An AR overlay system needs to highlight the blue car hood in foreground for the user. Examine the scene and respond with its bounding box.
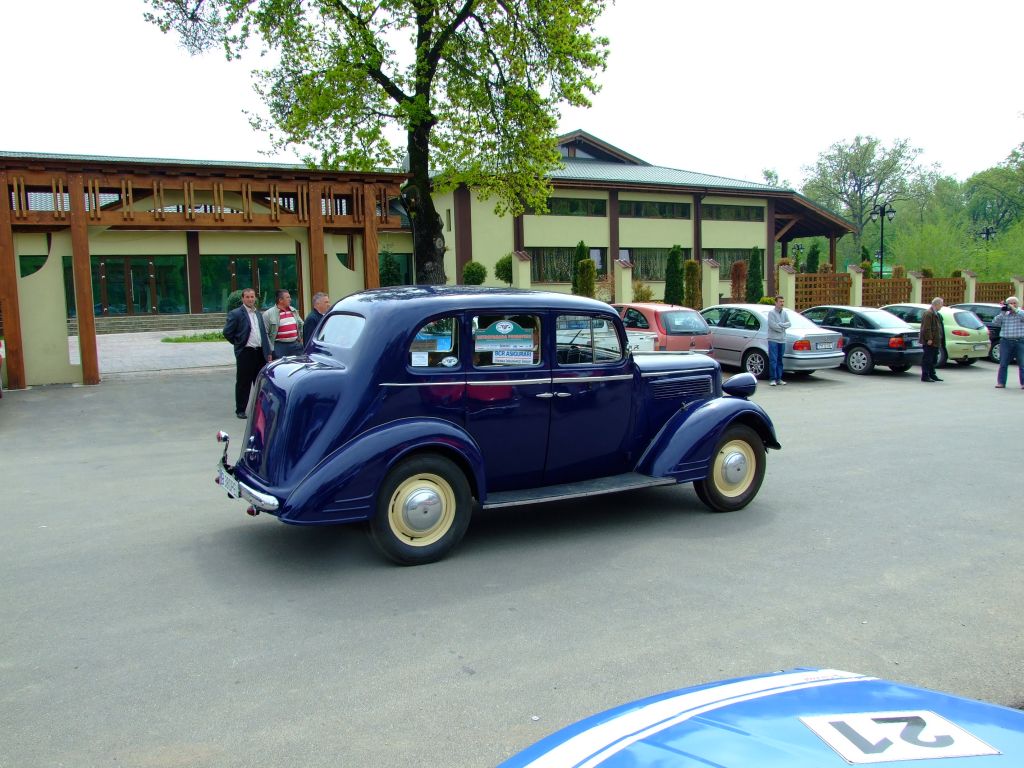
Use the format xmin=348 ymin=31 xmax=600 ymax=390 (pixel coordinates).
xmin=498 ymin=668 xmax=1024 ymax=767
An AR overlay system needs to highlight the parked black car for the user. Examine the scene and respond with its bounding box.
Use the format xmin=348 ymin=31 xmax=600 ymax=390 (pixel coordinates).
xmin=800 ymin=305 xmax=923 ymax=374
xmin=952 ymin=302 xmax=1003 ymax=362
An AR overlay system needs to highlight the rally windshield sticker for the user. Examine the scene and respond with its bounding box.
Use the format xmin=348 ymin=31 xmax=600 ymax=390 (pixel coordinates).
xmin=474 ymin=320 xmax=534 ymax=352
xmin=800 ymin=710 xmax=1001 ymax=763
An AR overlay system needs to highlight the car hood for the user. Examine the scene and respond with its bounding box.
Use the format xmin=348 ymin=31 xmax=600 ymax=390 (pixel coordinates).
xmin=498 ymin=668 xmax=1024 ymax=767
xmin=632 ymin=352 xmax=719 ymax=376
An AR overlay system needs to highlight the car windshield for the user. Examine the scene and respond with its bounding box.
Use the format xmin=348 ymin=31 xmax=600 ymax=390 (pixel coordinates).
xmin=952 ymin=310 xmax=985 ymax=330
xmin=317 ymin=313 xmax=366 ymax=347
xmin=661 ymin=310 xmax=708 ymax=335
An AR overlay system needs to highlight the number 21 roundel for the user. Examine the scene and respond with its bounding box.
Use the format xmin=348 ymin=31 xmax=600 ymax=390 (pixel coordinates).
xmin=801 ymin=710 xmax=1000 ymax=763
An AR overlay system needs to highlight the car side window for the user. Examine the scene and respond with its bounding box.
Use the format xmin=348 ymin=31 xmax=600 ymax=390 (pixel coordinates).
xmin=556 ymin=314 xmax=624 ymax=365
xmin=472 ymin=314 xmax=541 ymax=367
xmin=834 ymin=309 xmax=855 ymax=327
xmin=803 ymin=308 xmax=826 ymax=323
xmin=725 ymin=310 xmax=757 ymax=330
xmin=622 ymin=308 xmax=649 ymax=329
xmin=409 ymin=316 xmax=460 ymax=368
xmin=701 ymin=308 xmax=724 ymax=326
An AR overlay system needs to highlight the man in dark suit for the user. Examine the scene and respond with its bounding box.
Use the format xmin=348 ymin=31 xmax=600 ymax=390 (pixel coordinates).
xmin=303 ymin=291 xmax=331 ymax=346
xmin=223 ymin=288 xmax=272 ymax=418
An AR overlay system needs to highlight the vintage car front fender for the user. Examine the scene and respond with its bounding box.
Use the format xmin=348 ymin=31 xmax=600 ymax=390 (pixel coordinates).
xmin=635 ymin=397 xmax=780 ymax=482
xmin=277 ymin=418 xmax=487 ymax=525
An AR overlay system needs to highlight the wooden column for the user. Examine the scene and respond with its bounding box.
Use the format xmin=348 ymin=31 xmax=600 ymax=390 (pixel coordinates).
xmin=308 ymin=182 xmax=327 ymax=294
xmin=692 ymin=195 xmax=703 ymax=261
xmin=68 ymin=174 xmax=100 ymax=385
xmin=766 ymin=198 xmax=777 ymax=295
xmin=608 ymin=189 xmax=619 ymax=270
xmin=186 ymin=231 xmax=202 ymax=313
xmin=362 ymin=183 xmax=380 ymax=289
xmin=829 ymin=235 xmax=837 ymax=269
xmin=454 ymin=185 xmax=472 ymax=283
xmin=0 ymin=171 xmax=26 ymax=389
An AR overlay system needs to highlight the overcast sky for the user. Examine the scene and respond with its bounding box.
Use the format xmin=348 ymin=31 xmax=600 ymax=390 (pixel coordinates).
xmin=4 ymin=0 xmax=1021 ymax=188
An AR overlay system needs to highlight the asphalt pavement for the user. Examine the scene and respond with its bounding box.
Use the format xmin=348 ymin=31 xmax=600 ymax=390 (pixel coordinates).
xmin=1 ymin=356 xmax=1022 ymax=768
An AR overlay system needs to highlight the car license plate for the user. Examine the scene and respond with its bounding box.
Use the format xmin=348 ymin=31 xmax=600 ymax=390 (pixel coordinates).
xmin=907 ymin=340 xmax=918 ymax=347
xmin=973 ymin=344 xmax=988 ymax=351
xmin=218 ymin=464 xmax=240 ymax=498
xmin=816 ymin=342 xmax=834 ymax=350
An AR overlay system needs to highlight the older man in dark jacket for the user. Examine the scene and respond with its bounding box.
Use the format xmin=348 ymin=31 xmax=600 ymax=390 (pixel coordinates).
xmin=223 ymin=288 xmax=272 ymax=417
xmin=919 ymin=297 xmax=945 ymax=383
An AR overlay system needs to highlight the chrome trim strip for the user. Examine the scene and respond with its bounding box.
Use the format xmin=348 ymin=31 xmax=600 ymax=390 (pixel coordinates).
xmin=640 ymin=370 xmax=707 ymax=378
xmin=551 ymin=374 xmax=634 ymax=383
xmin=380 ymin=381 xmax=465 ymax=387
xmin=466 ymin=378 xmax=552 ymax=386
xmin=239 ymin=482 xmax=280 ymax=512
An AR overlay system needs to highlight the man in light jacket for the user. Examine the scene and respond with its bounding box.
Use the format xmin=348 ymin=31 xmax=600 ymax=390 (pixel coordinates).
xmin=766 ymin=295 xmax=791 ymax=386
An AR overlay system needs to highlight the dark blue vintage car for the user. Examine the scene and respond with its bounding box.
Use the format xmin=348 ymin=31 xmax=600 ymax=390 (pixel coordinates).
xmin=216 ymin=287 xmax=780 ymax=564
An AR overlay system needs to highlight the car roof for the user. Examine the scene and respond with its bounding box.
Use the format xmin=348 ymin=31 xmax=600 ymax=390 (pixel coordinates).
xmin=953 ymin=302 xmax=1002 ymax=308
xmin=336 ymin=285 xmax=617 ymax=317
xmin=704 ymin=303 xmax=772 ymax=312
xmin=617 ymin=302 xmax=697 ymax=312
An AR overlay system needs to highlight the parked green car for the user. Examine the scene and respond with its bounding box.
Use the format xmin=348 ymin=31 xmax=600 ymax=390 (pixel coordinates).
xmin=881 ymin=303 xmax=990 ymax=366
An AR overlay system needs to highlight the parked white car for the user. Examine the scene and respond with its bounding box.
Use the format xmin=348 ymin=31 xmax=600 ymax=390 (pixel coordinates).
xmin=700 ymin=303 xmax=844 ymax=379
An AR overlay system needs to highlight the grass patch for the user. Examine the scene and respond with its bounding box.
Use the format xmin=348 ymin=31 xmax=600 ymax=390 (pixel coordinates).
xmin=161 ymin=332 xmax=225 ymax=343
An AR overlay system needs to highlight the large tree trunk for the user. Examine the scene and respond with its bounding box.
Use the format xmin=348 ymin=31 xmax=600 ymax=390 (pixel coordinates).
xmin=404 ymin=121 xmax=446 ymax=285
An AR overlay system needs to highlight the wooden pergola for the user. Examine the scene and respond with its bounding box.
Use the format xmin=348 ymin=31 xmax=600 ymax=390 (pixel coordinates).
xmin=0 ymin=154 xmax=408 ymax=389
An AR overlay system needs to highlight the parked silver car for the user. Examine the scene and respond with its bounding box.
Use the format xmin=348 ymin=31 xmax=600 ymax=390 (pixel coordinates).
xmin=700 ymin=303 xmax=844 ymax=379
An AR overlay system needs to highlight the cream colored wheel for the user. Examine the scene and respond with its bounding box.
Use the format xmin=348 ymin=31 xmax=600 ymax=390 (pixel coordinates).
xmin=694 ymin=425 xmax=765 ymax=512
xmin=371 ymin=455 xmax=471 ymax=565
xmin=386 ymin=472 xmax=457 ymax=547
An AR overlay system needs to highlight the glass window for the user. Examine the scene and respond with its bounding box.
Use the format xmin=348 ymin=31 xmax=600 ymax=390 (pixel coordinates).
xmin=555 ymin=314 xmax=624 ymax=365
xmin=702 ymin=204 xmax=765 ymax=222
xmin=201 ymin=255 xmax=234 ymax=313
xmin=472 ymin=314 xmax=541 ymax=367
xmin=701 ymin=308 xmax=725 ymax=326
xmin=952 ymin=311 xmax=985 ymax=330
xmin=802 ymin=307 xmax=827 ymax=323
xmin=318 ymin=314 xmax=365 ymax=348
xmin=622 ymin=308 xmax=649 ymax=329
xmin=619 ymin=200 xmax=691 ymax=219
xmin=705 ymin=248 xmax=764 ymax=279
xmin=626 ymin=247 xmax=692 ymax=281
xmin=661 ymin=310 xmax=708 ymax=335
xmin=19 ymin=255 xmax=47 ymax=278
xmin=410 ymin=316 xmax=461 ymax=368
xmin=534 ymin=197 xmax=607 ymax=217
xmin=528 ymin=247 xmax=608 ymax=282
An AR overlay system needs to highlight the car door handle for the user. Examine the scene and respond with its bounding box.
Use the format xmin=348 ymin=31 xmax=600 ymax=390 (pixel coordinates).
xmin=555 ymin=392 xmax=572 ymax=398
xmin=535 ymin=392 xmax=554 ymax=399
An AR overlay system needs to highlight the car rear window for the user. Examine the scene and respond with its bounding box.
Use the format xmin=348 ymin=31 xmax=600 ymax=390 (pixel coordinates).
xmin=317 ymin=314 xmax=365 ymax=348
xmin=661 ymin=310 xmax=709 ymax=335
xmin=952 ymin=311 xmax=985 ymax=330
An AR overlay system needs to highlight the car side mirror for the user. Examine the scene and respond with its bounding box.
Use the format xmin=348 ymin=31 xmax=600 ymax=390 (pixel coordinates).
xmin=723 ymin=372 xmax=757 ymax=398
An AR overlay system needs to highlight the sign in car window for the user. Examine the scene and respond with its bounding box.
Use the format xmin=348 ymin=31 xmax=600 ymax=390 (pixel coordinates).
xmin=409 ymin=317 xmax=459 ymax=367
xmin=473 ymin=316 xmax=540 ymax=366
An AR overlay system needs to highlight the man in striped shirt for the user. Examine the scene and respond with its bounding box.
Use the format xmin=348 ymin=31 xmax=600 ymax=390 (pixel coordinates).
xmin=993 ymin=295 xmax=1024 ymax=388
xmin=263 ymin=289 xmax=304 ymax=360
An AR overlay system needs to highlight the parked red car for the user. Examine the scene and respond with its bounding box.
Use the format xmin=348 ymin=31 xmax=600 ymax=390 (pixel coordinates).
xmin=613 ymin=302 xmax=714 ymax=355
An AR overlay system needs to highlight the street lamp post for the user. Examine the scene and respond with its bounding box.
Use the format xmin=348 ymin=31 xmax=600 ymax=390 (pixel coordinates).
xmin=979 ymin=226 xmax=996 ymax=241
xmin=791 ymin=243 xmax=804 ymax=270
xmin=870 ymin=202 xmax=896 ymax=278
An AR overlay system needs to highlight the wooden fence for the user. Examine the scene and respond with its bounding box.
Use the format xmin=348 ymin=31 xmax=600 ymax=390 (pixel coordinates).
xmin=862 ymin=278 xmax=911 ymax=308
xmin=921 ymin=277 xmax=965 ymax=304
xmin=976 ymin=282 xmax=1013 ymax=302
xmin=793 ymin=273 xmax=851 ymax=310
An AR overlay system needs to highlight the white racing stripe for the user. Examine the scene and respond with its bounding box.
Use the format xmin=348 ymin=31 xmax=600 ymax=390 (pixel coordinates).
xmin=519 ymin=669 xmax=873 ymax=768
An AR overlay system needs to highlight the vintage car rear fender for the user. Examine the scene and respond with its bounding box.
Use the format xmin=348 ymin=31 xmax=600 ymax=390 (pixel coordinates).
xmin=635 ymin=397 xmax=780 ymax=481
xmin=276 ymin=418 xmax=487 ymax=526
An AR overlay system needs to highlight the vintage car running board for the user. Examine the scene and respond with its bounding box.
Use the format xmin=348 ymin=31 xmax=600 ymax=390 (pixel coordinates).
xmin=482 ymin=473 xmax=677 ymax=509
